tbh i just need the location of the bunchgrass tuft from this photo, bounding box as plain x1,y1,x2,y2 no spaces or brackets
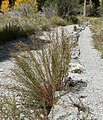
0,23,28,44
11,29,71,119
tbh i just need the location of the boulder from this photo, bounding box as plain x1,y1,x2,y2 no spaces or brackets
48,93,94,120
48,93,79,120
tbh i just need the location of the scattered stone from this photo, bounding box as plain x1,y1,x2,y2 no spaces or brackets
63,76,87,91
77,26,83,32
0,69,3,72
69,62,84,73
88,24,92,28
72,31,80,39
81,25,85,30
48,93,94,120
48,94,78,120
73,25,77,31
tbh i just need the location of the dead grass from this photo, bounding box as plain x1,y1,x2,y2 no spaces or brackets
91,18,103,58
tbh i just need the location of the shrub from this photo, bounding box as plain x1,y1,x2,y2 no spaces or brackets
0,23,27,44
69,15,79,24
98,5,103,17
19,19,42,36
55,0,77,19
50,16,67,27
18,1,38,17
11,29,71,119
41,24,52,31
33,13,51,30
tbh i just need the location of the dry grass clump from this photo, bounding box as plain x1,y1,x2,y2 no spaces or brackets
91,18,102,33
0,23,28,44
91,18,103,58
0,18,42,44
33,13,51,31
0,93,40,119
0,95,21,119
32,15,67,31
93,31,103,58
9,29,71,119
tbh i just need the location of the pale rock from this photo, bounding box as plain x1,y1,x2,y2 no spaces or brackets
69,62,84,73
0,69,3,72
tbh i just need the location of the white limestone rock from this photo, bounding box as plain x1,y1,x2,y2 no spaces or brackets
69,62,84,73
48,94,79,120
0,69,3,72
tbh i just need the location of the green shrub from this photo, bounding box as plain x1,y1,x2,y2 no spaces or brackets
50,16,67,27
0,23,28,44
11,29,71,119
55,0,77,19
69,15,79,24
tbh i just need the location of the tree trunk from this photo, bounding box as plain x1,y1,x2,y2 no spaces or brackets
90,0,92,8
83,0,86,16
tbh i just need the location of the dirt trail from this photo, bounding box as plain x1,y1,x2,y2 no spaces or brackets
79,27,103,119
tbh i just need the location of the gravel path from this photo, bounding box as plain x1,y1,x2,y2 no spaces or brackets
79,27,103,119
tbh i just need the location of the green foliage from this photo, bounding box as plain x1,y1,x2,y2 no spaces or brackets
44,0,55,8
0,23,27,44
44,0,80,19
97,0,103,16
56,0,76,17
50,16,68,27
37,0,46,11
11,29,70,118
33,14,50,30
68,15,79,24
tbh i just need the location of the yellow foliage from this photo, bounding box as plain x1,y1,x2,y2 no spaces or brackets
1,0,37,11
1,0,9,10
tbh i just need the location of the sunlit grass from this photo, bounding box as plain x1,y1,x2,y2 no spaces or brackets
91,18,103,58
